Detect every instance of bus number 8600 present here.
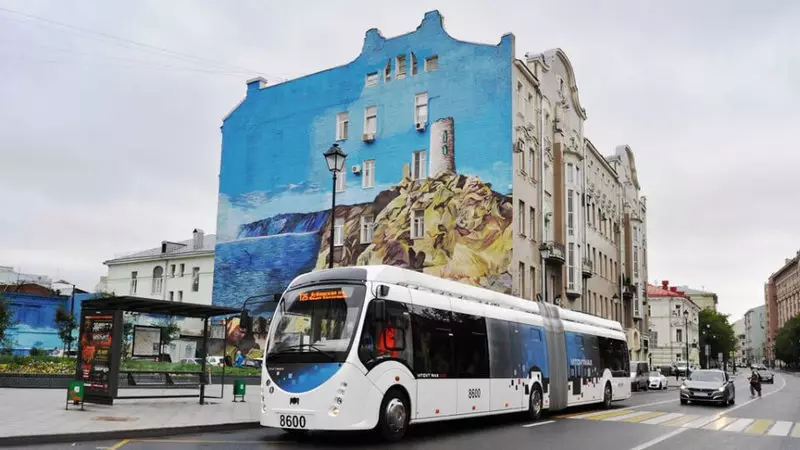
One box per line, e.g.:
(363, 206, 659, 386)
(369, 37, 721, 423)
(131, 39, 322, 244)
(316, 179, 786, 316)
(279, 415, 306, 428)
(468, 388, 481, 399)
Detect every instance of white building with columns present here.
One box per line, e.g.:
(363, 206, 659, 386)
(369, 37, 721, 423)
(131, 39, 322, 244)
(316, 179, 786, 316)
(647, 281, 701, 367)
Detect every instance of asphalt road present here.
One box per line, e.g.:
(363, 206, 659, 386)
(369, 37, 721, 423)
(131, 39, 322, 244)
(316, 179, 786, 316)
(14, 372, 800, 450)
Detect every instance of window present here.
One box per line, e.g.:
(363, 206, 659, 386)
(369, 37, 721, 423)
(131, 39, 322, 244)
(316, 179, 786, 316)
(633, 245, 639, 278)
(360, 216, 374, 244)
(411, 305, 452, 377)
(411, 150, 426, 180)
(519, 262, 526, 296)
(676, 329, 683, 343)
(519, 146, 526, 174)
(366, 72, 378, 87)
(191, 267, 200, 292)
(411, 52, 418, 75)
(424, 55, 438, 72)
(411, 209, 425, 239)
(529, 266, 536, 300)
(568, 243, 575, 290)
(518, 200, 526, 236)
(414, 92, 428, 126)
(452, 313, 489, 378)
(592, 248, 597, 273)
(334, 170, 346, 192)
(529, 206, 536, 241)
(487, 319, 523, 378)
(178, 291, 183, 302)
(364, 106, 377, 135)
(130, 271, 138, 294)
(333, 218, 345, 246)
(336, 112, 349, 140)
(179, 263, 185, 277)
(567, 163, 574, 183)
(362, 159, 375, 188)
(528, 147, 535, 178)
(526, 93, 533, 118)
(517, 81, 524, 109)
(359, 300, 414, 370)
(384, 59, 391, 82)
(169, 291, 174, 301)
(152, 266, 163, 294)
(599, 251, 604, 277)
(567, 189, 574, 236)
(170, 264, 176, 277)
(396, 55, 406, 79)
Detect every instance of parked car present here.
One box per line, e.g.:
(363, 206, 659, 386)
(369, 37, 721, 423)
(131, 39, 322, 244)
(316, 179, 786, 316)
(630, 361, 650, 391)
(757, 368, 774, 384)
(649, 371, 669, 390)
(206, 356, 224, 367)
(243, 357, 262, 369)
(680, 369, 735, 405)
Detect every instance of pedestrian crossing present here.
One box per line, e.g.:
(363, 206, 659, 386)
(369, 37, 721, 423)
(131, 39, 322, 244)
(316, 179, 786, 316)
(559, 409, 800, 438)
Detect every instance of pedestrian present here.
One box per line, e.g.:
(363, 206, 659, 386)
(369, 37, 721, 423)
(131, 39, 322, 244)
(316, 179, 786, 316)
(749, 367, 761, 398)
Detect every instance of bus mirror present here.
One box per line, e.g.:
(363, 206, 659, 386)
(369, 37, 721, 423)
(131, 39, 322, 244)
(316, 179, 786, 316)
(374, 299, 387, 323)
(377, 284, 390, 297)
(240, 310, 253, 332)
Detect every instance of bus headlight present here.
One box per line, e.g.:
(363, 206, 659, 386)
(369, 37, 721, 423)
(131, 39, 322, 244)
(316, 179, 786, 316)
(329, 406, 340, 417)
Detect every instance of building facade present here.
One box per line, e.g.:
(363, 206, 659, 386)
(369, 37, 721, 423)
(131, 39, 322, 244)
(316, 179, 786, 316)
(101, 229, 215, 306)
(744, 304, 766, 365)
(647, 281, 700, 367)
(0, 266, 52, 287)
(764, 251, 800, 362)
(676, 286, 718, 312)
(213, 11, 649, 359)
(732, 317, 746, 364)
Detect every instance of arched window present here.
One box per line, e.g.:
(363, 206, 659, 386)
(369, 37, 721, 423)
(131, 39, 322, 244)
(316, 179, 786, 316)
(152, 266, 164, 294)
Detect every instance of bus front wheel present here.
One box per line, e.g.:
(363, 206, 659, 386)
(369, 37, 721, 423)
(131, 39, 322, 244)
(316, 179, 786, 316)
(603, 383, 612, 409)
(378, 389, 409, 442)
(527, 385, 543, 421)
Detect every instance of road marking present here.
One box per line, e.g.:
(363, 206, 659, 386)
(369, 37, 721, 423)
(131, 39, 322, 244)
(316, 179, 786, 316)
(558, 409, 608, 419)
(623, 411, 667, 423)
(767, 420, 793, 436)
(683, 415, 718, 429)
(744, 419, 774, 435)
(107, 440, 130, 450)
(627, 373, 787, 450)
(606, 411, 651, 422)
(628, 398, 682, 410)
(723, 418, 754, 432)
(641, 412, 683, 425)
(584, 409, 635, 420)
(791, 423, 800, 438)
(662, 414, 698, 427)
(704, 416, 736, 431)
(136, 439, 289, 444)
(522, 419, 555, 428)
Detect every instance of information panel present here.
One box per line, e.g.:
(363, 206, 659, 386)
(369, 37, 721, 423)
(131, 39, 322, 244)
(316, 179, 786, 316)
(76, 310, 122, 405)
(132, 326, 162, 357)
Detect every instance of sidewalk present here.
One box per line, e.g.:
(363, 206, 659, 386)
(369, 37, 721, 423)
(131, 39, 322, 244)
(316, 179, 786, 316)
(0, 385, 261, 446)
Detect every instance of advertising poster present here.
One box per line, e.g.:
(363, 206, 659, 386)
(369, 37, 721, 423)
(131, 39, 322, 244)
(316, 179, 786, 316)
(76, 310, 121, 404)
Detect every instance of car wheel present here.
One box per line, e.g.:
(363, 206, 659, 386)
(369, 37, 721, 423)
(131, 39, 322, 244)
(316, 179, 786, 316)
(528, 385, 543, 421)
(644, 383, 649, 391)
(680, 399, 688, 405)
(377, 389, 409, 442)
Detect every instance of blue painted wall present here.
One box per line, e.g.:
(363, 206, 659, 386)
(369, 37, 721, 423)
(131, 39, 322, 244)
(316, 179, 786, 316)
(214, 10, 515, 308)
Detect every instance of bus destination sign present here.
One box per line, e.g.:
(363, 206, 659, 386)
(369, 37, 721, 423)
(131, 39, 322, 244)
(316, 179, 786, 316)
(299, 288, 347, 302)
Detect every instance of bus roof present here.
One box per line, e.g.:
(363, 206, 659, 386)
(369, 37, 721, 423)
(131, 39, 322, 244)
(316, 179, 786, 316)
(292, 265, 624, 334)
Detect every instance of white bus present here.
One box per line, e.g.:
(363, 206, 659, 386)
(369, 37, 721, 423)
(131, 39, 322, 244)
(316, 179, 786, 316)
(259, 265, 631, 441)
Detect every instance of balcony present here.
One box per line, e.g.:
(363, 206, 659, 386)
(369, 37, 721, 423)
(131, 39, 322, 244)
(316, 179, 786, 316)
(540, 241, 565, 265)
(582, 258, 593, 278)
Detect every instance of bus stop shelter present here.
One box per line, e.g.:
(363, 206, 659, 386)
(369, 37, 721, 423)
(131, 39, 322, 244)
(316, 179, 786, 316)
(76, 296, 239, 405)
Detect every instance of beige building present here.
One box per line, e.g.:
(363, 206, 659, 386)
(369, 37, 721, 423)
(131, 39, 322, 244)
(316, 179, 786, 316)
(675, 286, 718, 312)
(764, 250, 800, 362)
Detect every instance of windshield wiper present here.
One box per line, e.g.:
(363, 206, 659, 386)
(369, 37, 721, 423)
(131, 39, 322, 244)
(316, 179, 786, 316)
(270, 344, 336, 361)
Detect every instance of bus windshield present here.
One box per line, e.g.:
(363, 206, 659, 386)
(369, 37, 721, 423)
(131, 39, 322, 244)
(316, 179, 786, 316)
(265, 283, 365, 363)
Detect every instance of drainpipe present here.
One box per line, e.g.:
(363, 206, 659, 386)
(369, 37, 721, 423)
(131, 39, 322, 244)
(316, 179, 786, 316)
(539, 89, 547, 303)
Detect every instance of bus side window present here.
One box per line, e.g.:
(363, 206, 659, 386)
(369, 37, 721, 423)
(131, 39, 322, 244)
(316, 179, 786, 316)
(358, 300, 413, 371)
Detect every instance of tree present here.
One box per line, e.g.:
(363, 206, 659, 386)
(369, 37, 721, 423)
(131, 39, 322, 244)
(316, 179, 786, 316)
(775, 316, 800, 367)
(54, 304, 76, 355)
(160, 319, 181, 355)
(0, 294, 13, 350)
(698, 309, 737, 368)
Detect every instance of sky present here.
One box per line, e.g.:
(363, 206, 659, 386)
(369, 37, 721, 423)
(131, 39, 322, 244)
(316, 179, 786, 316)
(1, 0, 798, 321)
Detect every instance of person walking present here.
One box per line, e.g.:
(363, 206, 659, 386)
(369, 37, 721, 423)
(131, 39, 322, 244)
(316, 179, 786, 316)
(749, 367, 762, 398)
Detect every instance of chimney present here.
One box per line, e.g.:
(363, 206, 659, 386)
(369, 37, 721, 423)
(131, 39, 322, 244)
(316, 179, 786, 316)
(161, 242, 168, 254)
(193, 229, 205, 250)
(670, 287, 677, 293)
(662, 280, 669, 290)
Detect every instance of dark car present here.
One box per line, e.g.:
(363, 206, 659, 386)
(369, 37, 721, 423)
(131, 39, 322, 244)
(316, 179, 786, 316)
(757, 369, 774, 384)
(679, 369, 735, 406)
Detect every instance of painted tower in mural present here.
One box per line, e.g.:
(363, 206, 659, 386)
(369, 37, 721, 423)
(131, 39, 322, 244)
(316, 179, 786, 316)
(213, 11, 515, 308)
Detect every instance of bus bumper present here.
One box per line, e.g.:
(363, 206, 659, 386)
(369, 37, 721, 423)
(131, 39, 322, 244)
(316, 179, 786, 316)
(260, 362, 383, 431)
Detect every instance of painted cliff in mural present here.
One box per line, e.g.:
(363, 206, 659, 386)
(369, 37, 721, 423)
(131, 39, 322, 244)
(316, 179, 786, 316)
(213, 11, 515, 308)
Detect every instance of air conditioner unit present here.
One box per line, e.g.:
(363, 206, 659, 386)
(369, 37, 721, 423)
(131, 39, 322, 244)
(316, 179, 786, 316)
(415, 122, 426, 131)
(351, 165, 361, 175)
(362, 133, 375, 143)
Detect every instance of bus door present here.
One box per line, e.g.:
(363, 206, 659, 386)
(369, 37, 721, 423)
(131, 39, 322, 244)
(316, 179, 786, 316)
(410, 294, 458, 419)
(450, 298, 491, 415)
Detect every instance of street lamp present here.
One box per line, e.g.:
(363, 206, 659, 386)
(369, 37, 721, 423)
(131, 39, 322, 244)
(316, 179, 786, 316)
(683, 309, 690, 375)
(323, 143, 347, 269)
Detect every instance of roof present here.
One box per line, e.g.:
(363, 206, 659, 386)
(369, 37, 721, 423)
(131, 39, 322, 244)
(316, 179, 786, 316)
(647, 283, 687, 298)
(104, 235, 216, 264)
(81, 296, 238, 318)
(674, 286, 717, 296)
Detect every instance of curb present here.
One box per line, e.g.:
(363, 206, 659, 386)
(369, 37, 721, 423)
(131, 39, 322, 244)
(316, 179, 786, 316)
(0, 421, 261, 447)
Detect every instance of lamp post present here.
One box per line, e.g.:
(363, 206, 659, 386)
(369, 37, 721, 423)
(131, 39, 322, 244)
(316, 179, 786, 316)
(323, 143, 348, 269)
(683, 309, 690, 375)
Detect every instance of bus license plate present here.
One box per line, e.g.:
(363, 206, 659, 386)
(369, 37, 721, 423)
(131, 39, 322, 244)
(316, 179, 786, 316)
(278, 414, 308, 429)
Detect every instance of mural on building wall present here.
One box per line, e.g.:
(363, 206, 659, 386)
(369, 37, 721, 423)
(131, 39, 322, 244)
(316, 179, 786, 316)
(213, 11, 515, 358)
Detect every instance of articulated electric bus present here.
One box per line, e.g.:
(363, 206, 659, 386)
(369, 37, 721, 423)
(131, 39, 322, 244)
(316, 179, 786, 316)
(259, 265, 631, 441)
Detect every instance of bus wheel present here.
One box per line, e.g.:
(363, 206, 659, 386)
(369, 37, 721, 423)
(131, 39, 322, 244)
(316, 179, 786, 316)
(378, 389, 409, 442)
(528, 385, 543, 421)
(603, 383, 612, 409)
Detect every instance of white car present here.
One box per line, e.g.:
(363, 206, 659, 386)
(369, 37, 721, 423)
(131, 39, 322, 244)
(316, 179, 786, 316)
(648, 371, 669, 390)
